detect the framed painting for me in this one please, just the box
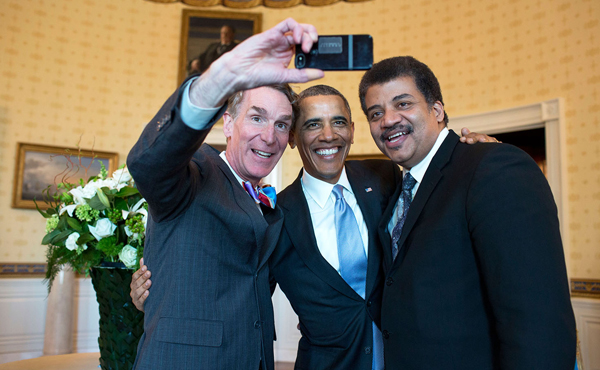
[12,143,119,210]
[177,9,262,86]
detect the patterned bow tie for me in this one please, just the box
[243,181,277,209]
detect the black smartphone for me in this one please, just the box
[295,35,373,71]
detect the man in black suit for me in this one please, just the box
[359,56,576,369]
[127,19,324,370]
[190,25,239,74]
[269,85,400,370]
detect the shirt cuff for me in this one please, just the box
[180,77,226,130]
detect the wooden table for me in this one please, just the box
[0,353,100,370]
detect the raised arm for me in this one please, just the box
[127,18,324,221]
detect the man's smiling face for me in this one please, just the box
[291,94,354,184]
[365,75,445,169]
[223,86,292,186]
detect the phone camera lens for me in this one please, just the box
[296,54,306,68]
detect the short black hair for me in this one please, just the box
[221,25,235,34]
[358,56,448,125]
[293,85,352,131]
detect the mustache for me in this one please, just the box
[379,124,413,142]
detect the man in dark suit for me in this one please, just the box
[190,25,239,74]
[127,19,324,370]
[269,85,400,370]
[359,56,576,369]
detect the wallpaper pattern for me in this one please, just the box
[0,0,598,278]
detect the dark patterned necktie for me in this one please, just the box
[391,173,417,260]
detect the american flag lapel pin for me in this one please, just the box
[365,187,372,193]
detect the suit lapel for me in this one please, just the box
[392,130,460,270]
[257,205,284,271]
[280,172,361,301]
[208,146,273,268]
[346,163,383,297]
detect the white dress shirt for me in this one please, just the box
[387,128,449,236]
[301,167,369,273]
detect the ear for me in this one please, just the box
[350,121,355,145]
[222,111,233,138]
[432,101,445,123]
[288,130,296,149]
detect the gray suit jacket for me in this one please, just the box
[128,85,283,370]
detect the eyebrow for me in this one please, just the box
[302,115,348,127]
[250,106,291,122]
[392,93,414,102]
[278,114,293,122]
[367,93,415,113]
[331,115,348,122]
[249,106,267,115]
[302,117,322,127]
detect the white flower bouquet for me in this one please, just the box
[37,163,146,291]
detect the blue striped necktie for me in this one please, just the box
[332,185,384,369]
[332,185,368,297]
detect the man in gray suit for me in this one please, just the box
[127,19,324,370]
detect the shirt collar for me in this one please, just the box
[301,166,352,209]
[404,127,449,182]
[220,151,246,187]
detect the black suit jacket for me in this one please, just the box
[198,41,238,72]
[270,160,401,370]
[127,84,283,370]
[379,130,576,369]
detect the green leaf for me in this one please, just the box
[96,188,111,209]
[88,193,108,211]
[116,187,139,197]
[114,198,128,211]
[77,232,96,245]
[57,214,68,230]
[51,230,73,245]
[46,208,57,215]
[66,217,83,232]
[34,200,52,218]
[42,229,61,245]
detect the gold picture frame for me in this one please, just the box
[12,143,119,210]
[177,9,262,86]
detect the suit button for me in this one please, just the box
[254,321,261,329]
[364,346,371,354]
[382,330,389,339]
[366,300,372,307]
[386,277,394,286]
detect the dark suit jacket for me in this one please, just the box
[270,160,401,370]
[379,130,576,370]
[127,84,283,370]
[198,41,238,72]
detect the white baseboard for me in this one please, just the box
[0,278,99,365]
[572,297,600,370]
[2,278,597,368]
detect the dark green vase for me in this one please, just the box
[90,262,144,370]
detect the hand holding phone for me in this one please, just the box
[295,35,373,71]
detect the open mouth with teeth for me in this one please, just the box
[383,126,413,146]
[315,147,339,156]
[252,149,273,158]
